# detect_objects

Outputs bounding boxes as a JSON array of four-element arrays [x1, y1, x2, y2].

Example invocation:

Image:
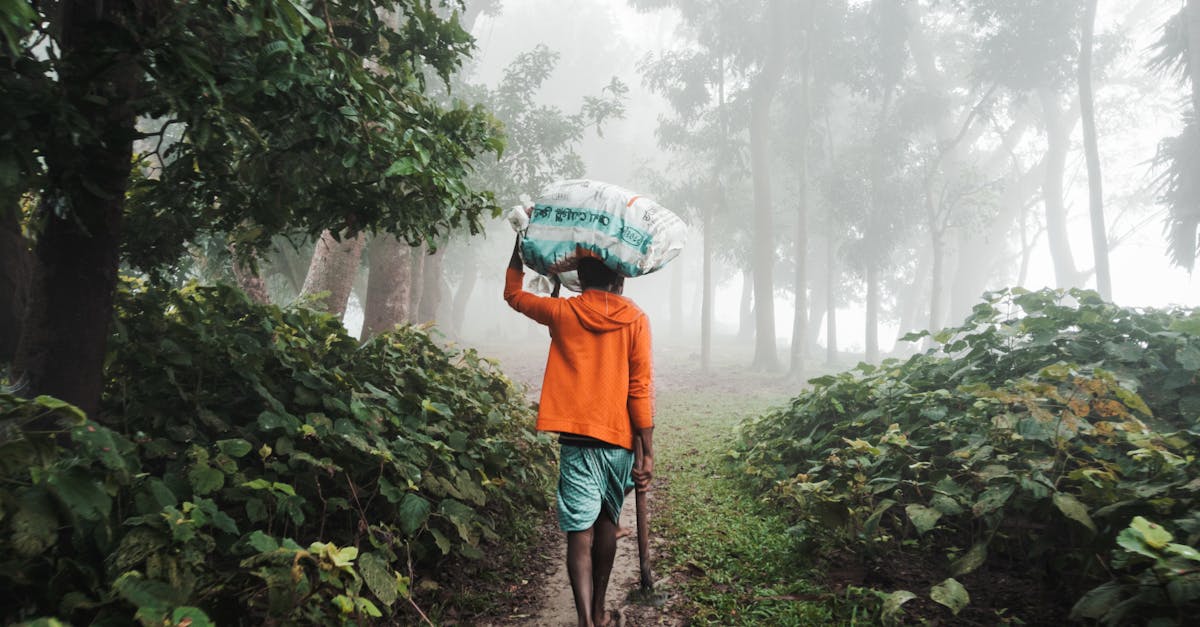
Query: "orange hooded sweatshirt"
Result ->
[[504, 267, 654, 449]]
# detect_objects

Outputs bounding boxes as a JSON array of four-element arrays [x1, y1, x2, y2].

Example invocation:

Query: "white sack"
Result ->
[[518, 179, 686, 286]]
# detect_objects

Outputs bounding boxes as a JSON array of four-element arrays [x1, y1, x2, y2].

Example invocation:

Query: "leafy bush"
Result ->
[[736, 288, 1200, 624], [0, 282, 555, 625]]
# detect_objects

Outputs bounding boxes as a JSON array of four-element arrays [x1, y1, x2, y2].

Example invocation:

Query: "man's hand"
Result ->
[[632, 428, 654, 492], [509, 235, 523, 271], [632, 454, 654, 492]]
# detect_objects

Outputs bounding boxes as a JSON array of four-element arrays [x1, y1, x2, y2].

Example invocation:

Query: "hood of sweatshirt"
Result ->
[[571, 289, 644, 333]]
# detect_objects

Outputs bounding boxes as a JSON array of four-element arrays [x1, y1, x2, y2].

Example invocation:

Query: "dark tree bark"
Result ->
[[1, 205, 31, 363], [299, 229, 364, 317], [417, 246, 444, 324], [1079, 0, 1110, 300], [229, 245, 271, 305], [14, 1, 141, 417], [361, 236, 414, 340]]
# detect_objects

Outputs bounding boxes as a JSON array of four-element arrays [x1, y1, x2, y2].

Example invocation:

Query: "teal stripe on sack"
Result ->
[[521, 238, 643, 278], [531, 203, 653, 255]]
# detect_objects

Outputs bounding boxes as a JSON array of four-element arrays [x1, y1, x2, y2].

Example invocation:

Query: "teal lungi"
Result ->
[[557, 444, 635, 532]]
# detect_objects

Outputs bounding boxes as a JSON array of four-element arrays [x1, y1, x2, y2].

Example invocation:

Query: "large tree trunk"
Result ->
[[361, 236, 414, 340], [749, 0, 783, 372], [789, 0, 814, 377], [1079, 0, 1110, 300], [300, 229, 364, 317], [409, 244, 426, 322], [14, 1, 139, 417], [1, 205, 31, 363], [1038, 88, 1081, 288], [417, 246, 444, 324]]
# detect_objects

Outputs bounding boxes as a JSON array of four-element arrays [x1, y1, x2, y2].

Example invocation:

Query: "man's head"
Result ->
[[577, 257, 623, 293]]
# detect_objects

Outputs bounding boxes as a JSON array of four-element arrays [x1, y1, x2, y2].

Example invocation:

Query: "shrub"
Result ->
[[736, 288, 1200, 624], [0, 281, 556, 625]]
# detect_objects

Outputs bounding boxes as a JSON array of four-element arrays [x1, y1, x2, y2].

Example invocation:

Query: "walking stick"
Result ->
[[633, 436, 653, 594]]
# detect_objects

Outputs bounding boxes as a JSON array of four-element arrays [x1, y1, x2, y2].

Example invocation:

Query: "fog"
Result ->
[[361, 0, 1199, 375]]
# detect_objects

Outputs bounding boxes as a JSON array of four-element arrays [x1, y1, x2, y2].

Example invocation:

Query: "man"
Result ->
[[504, 238, 655, 627]]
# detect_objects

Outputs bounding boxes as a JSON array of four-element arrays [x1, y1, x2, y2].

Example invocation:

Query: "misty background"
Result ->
[[188, 0, 1197, 376], [432, 0, 1198, 370]]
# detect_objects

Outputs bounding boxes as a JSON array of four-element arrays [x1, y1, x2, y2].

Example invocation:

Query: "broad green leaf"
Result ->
[[398, 493, 431, 535], [905, 504, 942, 535], [1052, 492, 1097, 533], [864, 498, 896, 536], [1117, 527, 1160, 560], [48, 468, 112, 521], [880, 590, 917, 626], [930, 493, 963, 516], [430, 528, 452, 555], [1176, 346, 1200, 371], [930, 578, 969, 616], [1071, 580, 1123, 620], [1131, 516, 1173, 548], [170, 607, 214, 627], [358, 551, 398, 606], [216, 438, 253, 458], [188, 465, 224, 496], [1166, 543, 1200, 562], [1167, 573, 1200, 605], [248, 530, 279, 553], [949, 542, 988, 577], [971, 485, 1014, 517]]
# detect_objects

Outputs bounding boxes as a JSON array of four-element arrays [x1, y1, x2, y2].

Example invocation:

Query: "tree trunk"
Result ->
[[417, 246, 444, 324], [806, 237, 827, 352], [230, 246, 271, 305], [299, 229, 364, 317], [789, 0, 814, 377], [361, 236, 414, 340], [1, 205, 31, 363], [825, 223, 838, 364], [748, 0, 783, 372], [865, 264, 880, 362], [409, 244, 426, 322], [14, 1, 139, 417], [449, 246, 479, 337], [1038, 88, 1081, 288], [700, 196, 713, 373], [1079, 0, 1110, 300], [930, 230, 945, 333], [738, 268, 754, 342]]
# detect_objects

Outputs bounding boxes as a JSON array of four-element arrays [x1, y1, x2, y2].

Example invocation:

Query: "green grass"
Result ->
[[652, 385, 866, 625]]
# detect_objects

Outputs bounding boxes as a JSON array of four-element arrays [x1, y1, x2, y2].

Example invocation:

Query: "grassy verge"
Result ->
[[652, 384, 872, 625]]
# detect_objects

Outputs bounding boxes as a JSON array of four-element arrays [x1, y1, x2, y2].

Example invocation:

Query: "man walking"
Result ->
[[504, 239, 655, 627]]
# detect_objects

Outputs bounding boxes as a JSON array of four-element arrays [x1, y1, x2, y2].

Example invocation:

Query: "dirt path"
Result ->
[[504, 489, 676, 627]]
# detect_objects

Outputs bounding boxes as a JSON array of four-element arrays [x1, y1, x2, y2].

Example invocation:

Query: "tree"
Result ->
[[0, 1, 502, 416], [1150, 0, 1200, 271], [1079, 0, 1110, 299], [298, 230, 365, 316]]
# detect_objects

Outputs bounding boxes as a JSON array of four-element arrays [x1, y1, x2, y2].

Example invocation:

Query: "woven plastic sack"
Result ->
[[516, 179, 686, 283]]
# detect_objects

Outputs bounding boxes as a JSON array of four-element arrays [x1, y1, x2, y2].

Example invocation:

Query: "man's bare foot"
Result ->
[[614, 526, 633, 540], [595, 608, 623, 627]]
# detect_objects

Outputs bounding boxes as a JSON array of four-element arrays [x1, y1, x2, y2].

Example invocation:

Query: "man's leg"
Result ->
[[567, 527, 595, 627], [591, 509, 619, 626]]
